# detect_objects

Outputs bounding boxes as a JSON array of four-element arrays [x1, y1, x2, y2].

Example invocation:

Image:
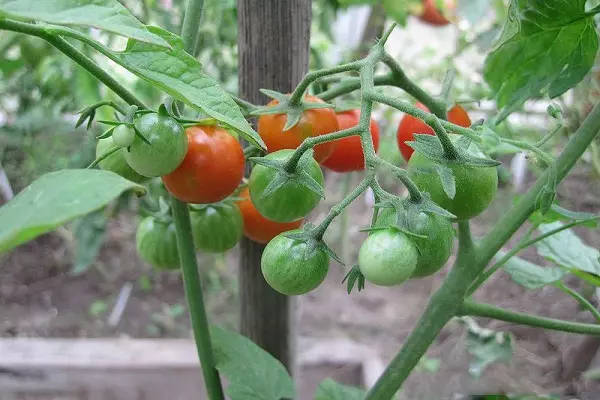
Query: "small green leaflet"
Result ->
[[499, 251, 566, 290], [211, 325, 295, 400], [0, 169, 145, 255], [0, 0, 169, 48], [114, 27, 264, 150], [484, 0, 598, 120], [71, 210, 108, 275], [460, 317, 513, 377], [535, 222, 600, 276], [315, 379, 365, 400]]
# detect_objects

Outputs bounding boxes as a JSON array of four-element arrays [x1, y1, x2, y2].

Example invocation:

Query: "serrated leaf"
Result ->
[[211, 325, 296, 400], [71, 210, 107, 275], [342, 265, 365, 294], [499, 251, 566, 289], [535, 222, 600, 276], [0, 0, 170, 48], [434, 164, 456, 199], [0, 170, 145, 254], [484, 0, 598, 119], [112, 27, 264, 149], [315, 378, 365, 400]]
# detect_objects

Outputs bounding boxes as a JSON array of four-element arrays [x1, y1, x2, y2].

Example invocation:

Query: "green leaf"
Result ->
[[315, 378, 365, 400], [460, 317, 513, 377], [434, 164, 455, 199], [0, 169, 145, 254], [114, 27, 264, 149], [71, 210, 108, 275], [530, 204, 598, 228], [535, 222, 600, 276], [484, 0, 598, 119], [0, 0, 169, 48], [500, 252, 566, 289], [211, 325, 296, 400]]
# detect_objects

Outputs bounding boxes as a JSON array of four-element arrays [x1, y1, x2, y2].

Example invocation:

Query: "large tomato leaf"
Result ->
[[0, 169, 145, 255], [315, 379, 365, 400], [114, 27, 264, 149], [484, 0, 598, 120], [211, 325, 295, 400], [0, 0, 169, 48], [500, 252, 566, 290]]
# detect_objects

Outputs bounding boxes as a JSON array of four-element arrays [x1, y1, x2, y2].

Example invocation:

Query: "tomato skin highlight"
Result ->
[[112, 125, 135, 148], [321, 109, 380, 172], [396, 103, 471, 162], [261, 231, 329, 295], [408, 136, 498, 221], [249, 150, 324, 223], [358, 229, 419, 286], [257, 95, 339, 163], [163, 125, 245, 204], [418, 0, 455, 26], [237, 188, 303, 244], [136, 216, 180, 270], [377, 209, 454, 278], [96, 137, 147, 183], [190, 203, 243, 253], [125, 113, 188, 177]]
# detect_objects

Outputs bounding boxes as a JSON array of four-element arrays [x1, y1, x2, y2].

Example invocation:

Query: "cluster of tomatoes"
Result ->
[[96, 95, 498, 295]]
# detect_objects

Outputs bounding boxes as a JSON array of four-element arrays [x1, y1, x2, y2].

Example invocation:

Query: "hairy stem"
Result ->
[[556, 282, 600, 324], [171, 198, 224, 400], [0, 20, 146, 108], [459, 300, 600, 335]]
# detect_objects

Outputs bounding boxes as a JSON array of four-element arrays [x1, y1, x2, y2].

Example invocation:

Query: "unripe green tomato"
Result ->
[[112, 124, 136, 148], [249, 150, 324, 222], [125, 113, 188, 177], [377, 208, 454, 278], [408, 137, 498, 221], [358, 228, 419, 286], [261, 230, 329, 295], [96, 137, 147, 183], [136, 216, 180, 270], [190, 203, 243, 253]]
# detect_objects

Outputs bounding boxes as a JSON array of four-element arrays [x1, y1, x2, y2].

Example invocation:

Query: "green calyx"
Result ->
[[249, 89, 334, 131], [283, 223, 343, 265]]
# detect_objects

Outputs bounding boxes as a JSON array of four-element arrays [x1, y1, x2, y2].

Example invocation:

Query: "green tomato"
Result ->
[[190, 202, 243, 253], [377, 208, 454, 278], [125, 112, 188, 177], [249, 150, 324, 222], [408, 138, 498, 221], [136, 216, 180, 270], [112, 124, 135, 147], [96, 137, 147, 183], [261, 231, 329, 295], [358, 228, 418, 286]]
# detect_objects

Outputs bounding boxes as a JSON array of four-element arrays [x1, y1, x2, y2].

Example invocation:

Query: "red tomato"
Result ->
[[162, 125, 245, 204], [418, 0, 455, 26], [257, 95, 339, 163], [321, 110, 380, 173], [237, 188, 303, 244], [396, 103, 471, 162]]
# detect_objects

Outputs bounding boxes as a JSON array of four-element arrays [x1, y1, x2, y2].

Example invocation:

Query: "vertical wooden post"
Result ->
[[236, 0, 312, 372]]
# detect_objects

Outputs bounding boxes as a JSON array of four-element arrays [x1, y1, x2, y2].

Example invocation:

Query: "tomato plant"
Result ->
[[190, 202, 243, 253], [261, 231, 329, 295], [162, 125, 245, 204], [321, 109, 380, 172], [96, 137, 147, 183], [397, 103, 471, 161], [136, 216, 180, 270], [248, 150, 324, 222], [257, 95, 338, 163], [125, 112, 188, 177], [237, 187, 303, 244]]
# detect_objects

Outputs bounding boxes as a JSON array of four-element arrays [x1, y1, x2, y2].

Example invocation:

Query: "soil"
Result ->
[[1, 163, 600, 399]]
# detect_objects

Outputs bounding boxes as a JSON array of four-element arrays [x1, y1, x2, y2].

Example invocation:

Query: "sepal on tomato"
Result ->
[[342, 265, 365, 294], [283, 223, 344, 265], [408, 133, 501, 167]]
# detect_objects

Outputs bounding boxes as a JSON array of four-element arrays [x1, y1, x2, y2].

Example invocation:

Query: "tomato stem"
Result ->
[[87, 145, 121, 169], [458, 300, 600, 335], [556, 282, 600, 324], [0, 20, 147, 109], [171, 197, 225, 400]]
